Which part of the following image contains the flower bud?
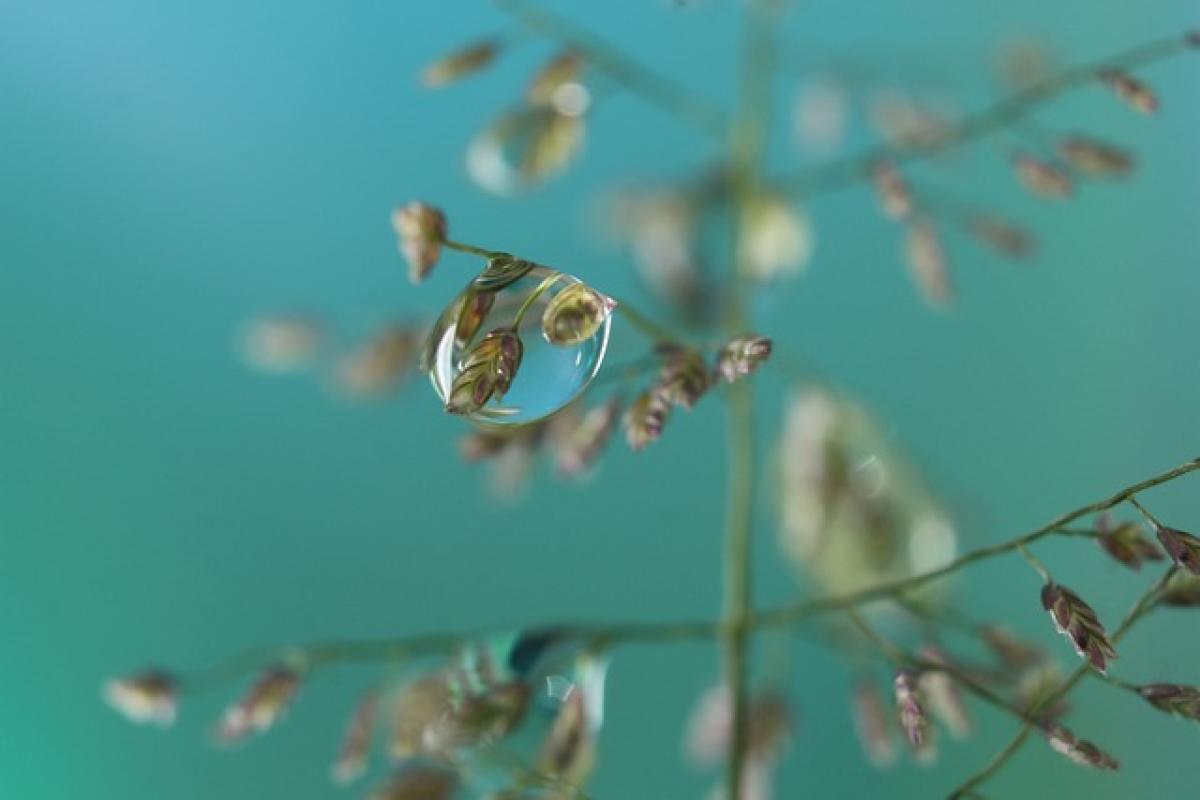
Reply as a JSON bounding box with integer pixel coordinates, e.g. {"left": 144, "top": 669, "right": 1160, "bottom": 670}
{"left": 391, "top": 202, "right": 447, "bottom": 283}
{"left": 103, "top": 670, "right": 177, "bottom": 727}
{"left": 421, "top": 40, "right": 500, "bottom": 88}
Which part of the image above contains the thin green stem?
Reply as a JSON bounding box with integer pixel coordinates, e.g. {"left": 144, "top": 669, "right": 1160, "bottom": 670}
{"left": 493, "top": 0, "right": 728, "bottom": 137}
{"left": 611, "top": 299, "right": 683, "bottom": 344}
{"left": 1016, "top": 544, "right": 1051, "bottom": 583}
{"left": 511, "top": 273, "right": 563, "bottom": 328}
{"left": 778, "top": 30, "right": 1198, "bottom": 195}
{"left": 1128, "top": 495, "right": 1164, "bottom": 529}
{"left": 170, "top": 459, "right": 1200, "bottom": 697}
{"left": 441, "top": 237, "right": 503, "bottom": 259}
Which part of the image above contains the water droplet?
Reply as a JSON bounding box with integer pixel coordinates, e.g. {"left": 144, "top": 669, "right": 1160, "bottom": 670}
{"left": 428, "top": 266, "right": 611, "bottom": 425}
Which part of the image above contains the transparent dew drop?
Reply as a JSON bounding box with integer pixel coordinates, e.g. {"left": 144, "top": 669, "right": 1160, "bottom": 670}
{"left": 428, "top": 266, "right": 611, "bottom": 425}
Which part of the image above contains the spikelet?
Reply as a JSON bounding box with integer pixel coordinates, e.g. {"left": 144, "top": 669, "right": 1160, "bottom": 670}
{"left": 215, "top": 667, "right": 301, "bottom": 743}
{"left": 1137, "top": 683, "right": 1200, "bottom": 721}
{"left": 527, "top": 50, "right": 586, "bottom": 106}
{"left": 466, "top": 109, "right": 586, "bottom": 195}
{"left": 454, "top": 290, "right": 497, "bottom": 350}
{"left": 850, "top": 678, "right": 897, "bottom": 766}
{"left": 894, "top": 671, "right": 933, "bottom": 760}
{"left": 541, "top": 282, "right": 616, "bottom": 346}
{"left": 656, "top": 347, "right": 711, "bottom": 410}
{"left": 336, "top": 325, "right": 420, "bottom": 398}
{"left": 103, "top": 669, "right": 177, "bottom": 727}
{"left": 239, "top": 314, "right": 321, "bottom": 373}
{"left": 1094, "top": 514, "right": 1162, "bottom": 570}
{"left": 445, "top": 328, "right": 523, "bottom": 415}
{"left": 917, "top": 648, "right": 971, "bottom": 739}
{"left": 422, "top": 40, "right": 500, "bottom": 88}
{"left": 367, "top": 764, "right": 459, "bottom": 800}
{"left": 978, "top": 624, "right": 1043, "bottom": 671}
{"left": 624, "top": 389, "right": 671, "bottom": 451}
{"left": 872, "top": 161, "right": 913, "bottom": 220}
{"left": 1161, "top": 572, "right": 1200, "bottom": 607}
{"left": 714, "top": 335, "right": 773, "bottom": 384}
{"left": 425, "top": 681, "right": 531, "bottom": 752}
{"left": 1042, "top": 724, "right": 1119, "bottom": 770}
{"left": 966, "top": 215, "right": 1036, "bottom": 259}
{"left": 1058, "top": 135, "right": 1134, "bottom": 178}
{"left": 389, "top": 672, "right": 453, "bottom": 759}
{"left": 1155, "top": 524, "right": 1200, "bottom": 575}
{"left": 738, "top": 193, "right": 814, "bottom": 281}
{"left": 392, "top": 203, "right": 447, "bottom": 284}
{"left": 332, "top": 692, "right": 378, "bottom": 784}
{"left": 1041, "top": 582, "right": 1116, "bottom": 673}
{"left": 905, "top": 219, "right": 953, "bottom": 308}
{"left": 1098, "top": 69, "right": 1159, "bottom": 114}
{"left": 554, "top": 395, "right": 622, "bottom": 477}
{"left": 1014, "top": 154, "right": 1072, "bottom": 199}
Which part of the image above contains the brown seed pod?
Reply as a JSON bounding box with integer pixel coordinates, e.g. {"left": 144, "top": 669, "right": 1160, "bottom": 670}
{"left": 215, "top": 667, "right": 301, "bottom": 743}
{"left": 1042, "top": 723, "right": 1119, "bottom": 770}
{"left": 332, "top": 692, "right": 378, "bottom": 784}
{"left": 624, "top": 389, "right": 671, "bottom": 451}
{"left": 1041, "top": 582, "right": 1116, "bottom": 673}
{"left": 421, "top": 39, "right": 500, "bottom": 88}
{"left": 391, "top": 202, "right": 447, "bottom": 283}
{"left": 445, "top": 328, "right": 523, "bottom": 415}
{"left": 893, "top": 670, "right": 933, "bottom": 758}
{"left": 1098, "top": 69, "right": 1159, "bottom": 114}
{"left": 1155, "top": 525, "right": 1200, "bottom": 574}
{"left": 656, "top": 347, "right": 710, "bottom": 410}
{"left": 1137, "top": 683, "right": 1200, "bottom": 721}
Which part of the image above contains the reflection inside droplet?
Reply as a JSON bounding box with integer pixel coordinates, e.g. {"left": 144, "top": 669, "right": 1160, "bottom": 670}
{"left": 428, "top": 266, "right": 611, "bottom": 425}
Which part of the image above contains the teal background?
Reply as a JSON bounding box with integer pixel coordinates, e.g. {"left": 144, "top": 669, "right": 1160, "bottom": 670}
{"left": 2, "top": 1, "right": 1198, "bottom": 797}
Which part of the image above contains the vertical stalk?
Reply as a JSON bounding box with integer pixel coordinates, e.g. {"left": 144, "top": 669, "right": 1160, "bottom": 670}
{"left": 722, "top": 2, "right": 778, "bottom": 797}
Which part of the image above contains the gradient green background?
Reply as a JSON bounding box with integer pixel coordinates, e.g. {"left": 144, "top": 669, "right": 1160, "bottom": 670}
{"left": 3, "top": 1, "right": 1199, "bottom": 797}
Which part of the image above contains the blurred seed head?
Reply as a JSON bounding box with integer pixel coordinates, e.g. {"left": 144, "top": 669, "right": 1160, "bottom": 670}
{"left": 541, "top": 282, "right": 616, "bottom": 346}
{"left": 467, "top": 108, "right": 585, "bottom": 196}
{"left": 624, "top": 389, "right": 671, "bottom": 451}
{"left": 850, "top": 677, "right": 897, "bottom": 766}
{"left": 1058, "top": 135, "right": 1135, "bottom": 178}
{"left": 392, "top": 203, "right": 448, "bottom": 284}
{"left": 368, "top": 764, "right": 459, "bottom": 800}
{"left": 336, "top": 325, "right": 420, "bottom": 398}
{"left": 1094, "top": 514, "right": 1162, "bottom": 570}
{"left": 966, "top": 215, "right": 1036, "bottom": 259}
{"left": 905, "top": 219, "right": 953, "bottom": 308}
{"left": 738, "top": 193, "right": 814, "bottom": 282}
{"left": 715, "top": 335, "right": 773, "bottom": 384}
{"left": 917, "top": 648, "right": 971, "bottom": 739}
{"left": 103, "top": 669, "right": 177, "bottom": 727}
{"left": 872, "top": 161, "right": 913, "bottom": 220}
{"left": 1161, "top": 572, "right": 1200, "bottom": 607}
{"left": 239, "top": 314, "right": 321, "bottom": 374}
{"left": 978, "top": 624, "right": 1043, "bottom": 671}
{"left": 553, "top": 395, "right": 622, "bottom": 477}
{"left": 1042, "top": 723, "right": 1119, "bottom": 770}
{"left": 215, "top": 667, "right": 301, "bottom": 744}
{"left": 527, "top": 50, "right": 587, "bottom": 106}
{"left": 422, "top": 39, "right": 500, "bottom": 88}
{"left": 1041, "top": 582, "right": 1116, "bottom": 674}
{"left": 1098, "top": 69, "right": 1159, "bottom": 114}
{"left": 656, "top": 346, "right": 711, "bottom": 410}
{"left": 792, "top": 75, "right": 849, "bottom": 157}
{"left": 332, "top": 692, "right": 378, "bottom": 784}
{"left": 1014, "top": 154, "right": 1072, "bottom": 199}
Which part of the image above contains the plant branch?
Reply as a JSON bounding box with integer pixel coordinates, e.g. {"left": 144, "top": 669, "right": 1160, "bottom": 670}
{"left": 777, "top": 30, "right": 1198, "bottom": 195}
{"left": 492, "top": 0, "right": 728, "bottom": 137}
{"left": 947, "top": 565, "right": 1180, "bottom": 798}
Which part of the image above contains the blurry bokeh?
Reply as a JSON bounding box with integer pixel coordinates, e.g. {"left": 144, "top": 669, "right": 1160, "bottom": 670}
{"left": 2, "top": 0, "right": 1198, "bottom": 797}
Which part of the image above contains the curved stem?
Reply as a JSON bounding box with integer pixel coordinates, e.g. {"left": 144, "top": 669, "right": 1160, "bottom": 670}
{"left": 493, "top": 0, "right": 728, "bottom": 137}
{"left": 169, "top": 459, "right": 1200, "bottom": 698}
{"left": 611, "top": 299, "right": 684, "bottom": 344}
{"left": 441, "top": 237, "right": 504, "bottom": 259}
{"left": 778, "top": 31, "right": 1197, "bottom": 195}
{"left": 511, "top": 273, "right": 563, "bottom": 328}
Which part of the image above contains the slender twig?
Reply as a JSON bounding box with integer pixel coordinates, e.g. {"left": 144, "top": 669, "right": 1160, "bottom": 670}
{"left": 171, "top": 458, "right": 1200, "bottom": 694}
{"left": 777, "top": 31, "right": 1198, "bottom": 195}
{"left": 947, "top": 565, "right": 1179, "bottom": 798}
{"left": 1128, "top": 495, "right": 1164, "bottom": 529}
{"left": 492, "top": 0, "right": 728, "bottom": 137}
{"left": 612, "top": 300, "right": 683, "bottom": 344}
{"left": 442, "top": 237, "right": 503, "bottom": 259}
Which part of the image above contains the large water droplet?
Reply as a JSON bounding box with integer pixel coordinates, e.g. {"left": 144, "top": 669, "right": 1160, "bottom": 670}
{"left": 428, "top": 266, "right": 611, "bottom": 425}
